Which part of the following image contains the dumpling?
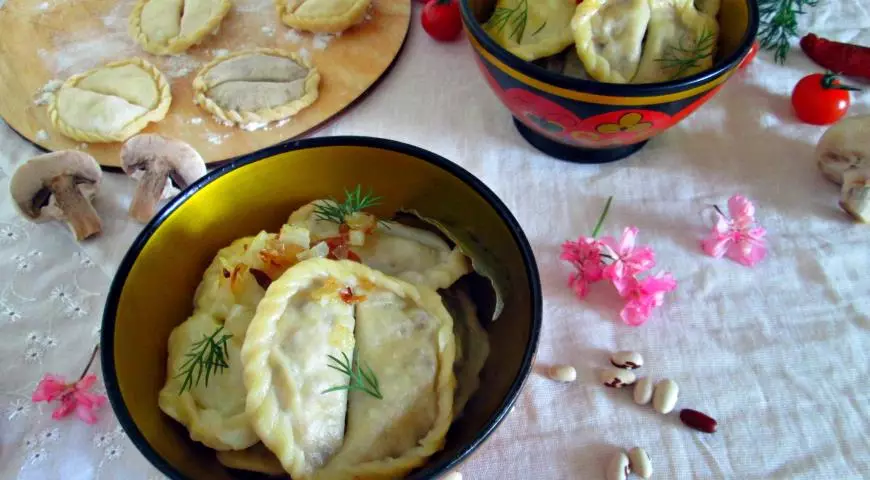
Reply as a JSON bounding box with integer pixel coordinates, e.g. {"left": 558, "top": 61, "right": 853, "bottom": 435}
{"left": 158, "top": 312, "right": 260, "bottom": 450}
{"left": 287, "top": 201, "right": 471, "bottom": 290}
{"left": 632, "top": 0, "right": 719, "bottom": 83}
{"left": 571, "top": 0, "right": 651, "bottom": 84}
{"left": 307, "top": 261, "right": 457, "bottom": 479}
{"left": 484, "top": 0, "right": 576, "bottom": 61}
{"left": 242, "top": 258, "right": 456, "bottom": 480}
{"left": 442, "top": 287, "right": 490, "bottom": 416}
{"left": 241, "top": 258, "right": 358, "bottom": 479}
{"left": 694, "top": 0, "right": 720, "bottom": 16}
{"left": 216, "top": 443, "right": 286, "bottom": 475}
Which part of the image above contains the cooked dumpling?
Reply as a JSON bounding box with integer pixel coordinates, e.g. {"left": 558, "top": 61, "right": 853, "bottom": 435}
{"left": 241, "top": 259, "right": 358, "bottom": 478}
{"left": 158, "top": 312, "right": 260, "bottom": 450}
{"left": 287, "top": 201, "right": 471, "bottom": 290}
{"left": 442, "top": 287, "right": 490, "bottom": 416}
{"left": 632, "top": 0, "right": 719, "bottom": 83}
{"left": 571, "top": 0, "right": 651, "bottom": 84}
{"left": 308, "top": 261, "right": 457, "bottom": 479}
{"left": 484, "top": 0, "right": 576, "bottom": 61}
{"left": 216, "top": 443, "right": 286, "bottom": 475}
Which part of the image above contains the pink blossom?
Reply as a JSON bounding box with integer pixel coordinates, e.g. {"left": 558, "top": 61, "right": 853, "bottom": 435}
{"left": 702, "top": 195, "right": 767, "bottom": 267}
{"left": 560, "top": 236, "right": 604, "bottom": 299}
{"left": 32, "top": 373, "right": 107, "bottom": 425}
{"left": 600, "top": 226, "right": 656, "bottom": 286}
{"left": 617, "top": 272, "right": 677, "bottom": 326}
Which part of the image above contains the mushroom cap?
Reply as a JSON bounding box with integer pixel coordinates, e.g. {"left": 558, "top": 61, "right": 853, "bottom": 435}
{"left": 816, "top": 114, "right": 870, "bottom": 185}
{"left": 120, "top": 134, "right": 206, "bottom": 187}
{"left": 9, "top": 150, "right": 102, "bottom": 221}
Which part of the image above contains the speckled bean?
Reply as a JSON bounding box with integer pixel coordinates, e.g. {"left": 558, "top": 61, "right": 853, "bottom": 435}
{"left": 610, "top": 351, "right": 644, "bottom": 370}
{"left": 600, "top": 368, "right": 636, "bottom": 388}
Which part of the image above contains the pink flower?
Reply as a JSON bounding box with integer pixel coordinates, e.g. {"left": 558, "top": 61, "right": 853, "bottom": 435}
{"left": 702, "top": 195, "right": 767, "bottom": 267}
{"left": 600, "top": 226, "right": 656, "bottom": 286}
{"left": 560, "top": 236, "right": 604, "bottom": 299}
{"left": 617, "top": 272, "right": 677, "bottom": 326}
{"left": 32, "top": 373, "right": 107, "bottom": 424}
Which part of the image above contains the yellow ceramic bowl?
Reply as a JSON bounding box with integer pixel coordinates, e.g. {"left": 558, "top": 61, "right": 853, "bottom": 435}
{"left": 460, "top": 0, "right": 759, "bottom": 163}
{"left": 101, "top": 137, "right": 542, "bottom": 479}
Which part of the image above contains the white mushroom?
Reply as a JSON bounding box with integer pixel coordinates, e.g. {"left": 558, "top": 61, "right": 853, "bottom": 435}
{"left": 816, "top": 114, "right": 870, "bottom": 185}
{"left": 9, "top": 151, "right": 103, "bottom": 241}
{"left": 121, "top": 134, "right": 206, "bottom": 223}
{"left": 840, "top": 168, "right": 870, "bottom": 223}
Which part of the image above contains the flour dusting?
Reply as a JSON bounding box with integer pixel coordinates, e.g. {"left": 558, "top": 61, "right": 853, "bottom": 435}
{"left": 189, "top": 117, "right": 204, "bottom": 125}
{"left": 35, "top": 130, "right": 49, "bottom": 141}
{"left": 275, "top": 118, "right": 290, "bottom": 128}
{"left": 206, "top": 133, "right": 231, "bottom": 144}
{"left": 312, "top": 33, "right": 333, "bottom": 50}
{"left": 163, "top": 55, "right": 201, "bottom": 78}
{"left": 298, "top": 47, "right": 311, "bottom": 63}
{"left": 76, "top": 143, "right": 89, "bottom": 150}
{"left": 262, "top": 26, "right": 276, "bottom": 37}
{"left": 38, "top": 1, "right": 49, "bottom": 10}
{"left": 211, "top": 116, "right": 233, "bottom": 127}
{"left": 285, "top": 30, "right": 303, "bottom": 43}
{"left": 235, "top": 0, "right": 273, "bottom": 13}
{"left": 0, "top": 0, "right": 7, "bottom": 9}
{"left": 33, "top": 79, "right": 63, "bottom": 105}
{"left": 211, "top": 49, "right": 230, "bottom": 57}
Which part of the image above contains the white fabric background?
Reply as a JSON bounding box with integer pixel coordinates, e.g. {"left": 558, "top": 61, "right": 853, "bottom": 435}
{"left": 2, "top": 1, "right": 869, "bottom": 478}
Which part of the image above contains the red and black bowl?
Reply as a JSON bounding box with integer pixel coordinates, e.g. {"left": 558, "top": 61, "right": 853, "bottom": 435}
{"left": 459, "top": 0, "right": 759, "bottom": 163}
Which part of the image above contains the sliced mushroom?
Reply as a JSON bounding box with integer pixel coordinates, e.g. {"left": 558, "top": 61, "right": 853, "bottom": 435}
{"left": 816, "top": 114, "right": 870, "bottom": 185}
{"left": 121, "top": 134, "right": 207, "bottom": 223}
{"left": 840, "top": 168, "right": 870, "bottom": 223}
{"left": 9, "top": 151, "right": 103, "bottom": 241}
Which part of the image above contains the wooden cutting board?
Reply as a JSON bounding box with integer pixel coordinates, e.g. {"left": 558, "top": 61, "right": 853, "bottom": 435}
{"left": 0, "top": 0, "right": 411, "bottom": 168}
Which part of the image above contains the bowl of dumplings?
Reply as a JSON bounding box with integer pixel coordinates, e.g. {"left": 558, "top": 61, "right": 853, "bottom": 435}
{"left": 101, "top": 136, "right": 542, "bottom": 479}
{"left": 460, "top": 0, "right": 759, "bottom": 163}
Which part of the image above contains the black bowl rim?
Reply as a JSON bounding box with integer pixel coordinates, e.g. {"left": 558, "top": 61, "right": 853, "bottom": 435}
{"left": 101, "top": 135, "right": 544, "bottom": 480}
{"left": 459, "top": 0, "right": 760, "bottom": 98}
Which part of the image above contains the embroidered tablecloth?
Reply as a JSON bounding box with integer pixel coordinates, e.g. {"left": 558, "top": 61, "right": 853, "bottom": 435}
{"left": 1, "top": 1, "right": 869, "bottom": 478}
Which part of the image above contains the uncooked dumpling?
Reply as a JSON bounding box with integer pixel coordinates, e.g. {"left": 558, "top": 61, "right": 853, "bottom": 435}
{"left": 275, "top": 0, "right": 372, "bottom": 33}
{"left": 484, "top": 0, "right": 576, "bottom": 61}
{"left": 216, "top": 443, "right": 286, "bottom": 475}
{"left": 192, "top": 48, "right": 320, "bottom": 127}
{"left": 48, "top": 58, "right": 172, "bottom": 142}
{"left": 632, "top": 0, "right": 719, "bottom": 83}
{"left": 571, "top": 0, "right": 651, "bottom": 84}
{"left": 129, "top": 0, "right": 231, "bottom": 55}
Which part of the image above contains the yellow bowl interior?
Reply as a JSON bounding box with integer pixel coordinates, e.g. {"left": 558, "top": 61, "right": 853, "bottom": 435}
{"left": 103, "top": 140, "right": 540, "bottom": 479}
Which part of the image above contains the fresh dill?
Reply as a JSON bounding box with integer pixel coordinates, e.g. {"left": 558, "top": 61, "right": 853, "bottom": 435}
{"left": 322, "top": 350, "right": 383, "bottom": 400}
{"left": 655, "top": 29, "right": 717, "bottom": 80}
{"left": 485, "top": 0, "right": 533, "bottom": 43}
{"left": 757, "top": 0, "right": 818, "bottom": 64}
{"left": 313, "top": 185, "right": 382, "bottom": 225}
{"left": 175, "top": 325, "right": 232, "bottom": 394}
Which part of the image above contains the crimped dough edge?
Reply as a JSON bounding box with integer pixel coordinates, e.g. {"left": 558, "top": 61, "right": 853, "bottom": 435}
{"left": 192, "top": 47, "right": 321, "bottom": 126}
{"left": 275, "top": 0, "right": 372, "bottom": 33}
{"left": 47, "top": 57, "right": 172, "bottom": 143}
{"left": 128, "top": 0, "right": 232, "bottom": 55}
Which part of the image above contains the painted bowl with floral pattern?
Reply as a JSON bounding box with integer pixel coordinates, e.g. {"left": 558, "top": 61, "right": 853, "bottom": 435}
{"left": 459, "top": 0, "right": 759, "bottom": 163}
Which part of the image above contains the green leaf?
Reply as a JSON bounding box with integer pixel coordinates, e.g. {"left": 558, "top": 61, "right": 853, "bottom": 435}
{"left": 399, "top": 210, "right": 509, "bottom": 322}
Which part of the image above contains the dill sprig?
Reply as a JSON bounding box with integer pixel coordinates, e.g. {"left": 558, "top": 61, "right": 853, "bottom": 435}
{"left": 485, "top": 0, "right": 535, "bottom": 43}
{"left": 655, "top": 28, "right": 717, "bottom": 80}
{"left": 313, "top": 185, "right": 382, "bottom": 225}
{"left": 175, "top": 326, "right": 232, "bottom": 394}
{"left": 758, "top": 0, "right": 818, "bottom": 64}
{"left": 322, "top": 350, "right": 383, "bottom": 400}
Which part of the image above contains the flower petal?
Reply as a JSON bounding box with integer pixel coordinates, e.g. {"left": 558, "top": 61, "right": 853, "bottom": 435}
{"left": 32, "top": 375, "right": 69, "bottom": 403}
{"left": 51, "top": 396, "right": 76, "bottom": 420}
{"left": 702, "top": 233, "right": 731, "bottom": 258}
{"left": 728, "top": 195, "right": 755, "bottom": 220}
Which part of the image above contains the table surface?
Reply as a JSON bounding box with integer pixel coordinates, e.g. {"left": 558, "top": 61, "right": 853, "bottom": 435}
{"left": 2, "top": 1, "right": 869, "bottom": 479}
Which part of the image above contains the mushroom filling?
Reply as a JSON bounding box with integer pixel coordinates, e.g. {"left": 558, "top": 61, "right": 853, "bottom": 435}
{"left": 202, "top": 54, "right": 312, "bottom": 112}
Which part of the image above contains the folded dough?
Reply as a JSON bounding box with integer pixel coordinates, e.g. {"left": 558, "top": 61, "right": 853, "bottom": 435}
{"left": 275, "top": 0, "right": 372, "bottom": 33}
{"left": 571, "top": 0, "right": 652, "bottom": 84}
{"left": 129, "top": 0, "right": 231, "bottom": 55}
{"left": 442, "top": 287, "right": 490, "bottom": 416}
{"left": 484, "top": 0, "right": 576, "bottom": 61}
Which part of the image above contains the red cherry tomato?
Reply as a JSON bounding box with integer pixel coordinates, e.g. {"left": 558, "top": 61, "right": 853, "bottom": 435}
{"left": 791, "top": 73, "right": 857, "bottom": 125}
{"left": 421, "top": 0, "right": 462, "bottom": 42}
{"left": 739, "top": 41, "right": 759, "bottom": 69}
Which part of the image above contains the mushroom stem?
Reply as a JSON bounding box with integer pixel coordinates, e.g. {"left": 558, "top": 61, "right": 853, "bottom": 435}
{"left": 129, "top": 166, "right": 169, "bottom": 223}
{"left": 49, "top": 175, "right": 102, "bottom": 240}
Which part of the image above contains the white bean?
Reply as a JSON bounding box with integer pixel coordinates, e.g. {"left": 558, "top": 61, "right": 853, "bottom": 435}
{"left": 442, "top": 472, "right": 462, "bottom": 480}
{"left": 605, "top": 451, "right": 631, "bottom": 480}
{"left": 633, "top": 377, "right": 654, "bottom": 405}
{"left": 628, "top": 447, "right": 653, "bottom": 479}
{"left": 600, "top": 368, "right": 636, "bottom": 388}
{"left": 610, "top": 351, "right": 644, "bottom": 370}
{"left": 549, "top": 365, "right": 577, "bottom": 383}
{"left": 653, "top": 379, "right": 679, "bottom": 414}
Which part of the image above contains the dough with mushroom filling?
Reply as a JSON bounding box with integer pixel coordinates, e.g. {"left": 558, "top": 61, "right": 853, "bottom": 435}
{"left": 442, "top": 287, "right": 490, "bottom": 416}
{"left": 288, "top": 200, "right": 471, "bottom": 290}
{"left": 48, "top": 58, "right": 172, "bottom": 142}
{"left": 129, "top": 0, "right": 231, "bottom": 55}
{"left": 571, "top": 0, "right": 651, "bottom": 84}
{"left": 275, "top": 0, "right": 372, "bottom": 33}
{"left": 484, "top": 0, "right": 576, "bottom": 61}
{"left": 632, "top": 0, "right": 719, "bottom": 83}
{"left": 694, "top": 0, "right": 720, "bottom": 16}
{"left": 192, "top": 48, "right": 320, "bottom": 126}
{"left": 159, "top": 232, "right": 311, "bottom": 451}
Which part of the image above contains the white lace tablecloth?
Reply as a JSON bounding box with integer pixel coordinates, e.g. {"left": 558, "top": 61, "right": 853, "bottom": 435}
{"left": 2, "top": 1, "right": 870, "bottom": 478}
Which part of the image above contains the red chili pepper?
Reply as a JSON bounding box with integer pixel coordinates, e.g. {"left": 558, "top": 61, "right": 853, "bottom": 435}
{"left": 800, "top": 33, "right": 870, "bottom": 80}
